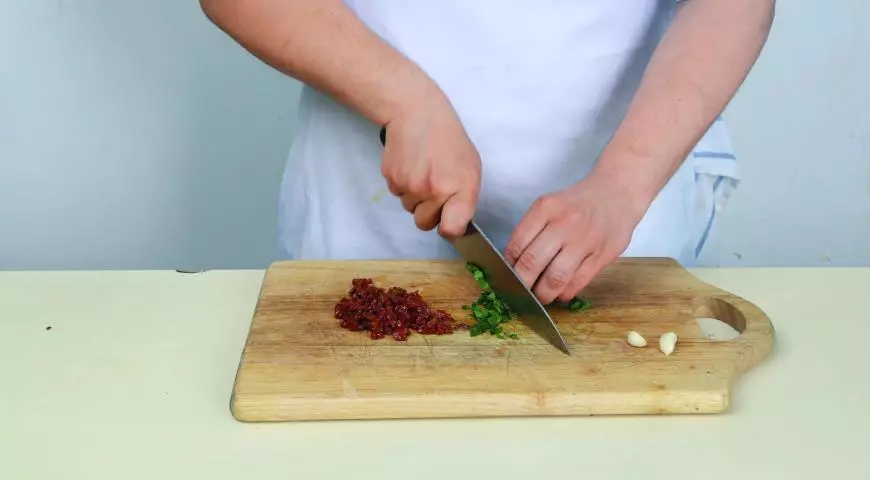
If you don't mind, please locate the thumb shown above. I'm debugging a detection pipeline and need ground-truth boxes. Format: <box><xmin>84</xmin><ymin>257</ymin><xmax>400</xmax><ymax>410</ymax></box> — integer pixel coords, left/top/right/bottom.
<box><xmin>438</xmin><ymin>191</ymin><xmax>476</xmax><ymax>238</ymax></box>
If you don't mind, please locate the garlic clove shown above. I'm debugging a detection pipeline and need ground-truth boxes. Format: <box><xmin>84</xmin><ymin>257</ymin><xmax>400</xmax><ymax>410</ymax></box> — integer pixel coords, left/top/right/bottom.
<box><xmin>659</xmin><ymin>331</ymin><xmax>678</xmax><ymax>356</ymax></box>
<box><xmin>627</xmin><ymin>330</ymin><xmax>647</xmax><ymax>347</ymax></box>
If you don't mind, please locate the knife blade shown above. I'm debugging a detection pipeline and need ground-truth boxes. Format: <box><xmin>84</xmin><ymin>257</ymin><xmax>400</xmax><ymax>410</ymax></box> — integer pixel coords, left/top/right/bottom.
<box><xmin>378</xmin><ymin>126</ymin><xmax>570</xmax><ymax>354</ymax></box>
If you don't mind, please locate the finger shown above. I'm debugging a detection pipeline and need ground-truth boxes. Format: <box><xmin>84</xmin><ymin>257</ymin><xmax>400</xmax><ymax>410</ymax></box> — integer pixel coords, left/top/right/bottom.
<box><xmin>533</xmin><ymin>246</ymin><xmax>591</xmax><ymax>305</ymax></box>
<box><xmin>505</xmin><ymin>200</ymin><xmax>550</xmax><ymax>265</ymax></box>
<box><xmin>400</xmin><ymin>194</ymin><xmax>423</xmax><ymax>213</ymax></box>
<box><xmin>513</xmin><ymin>223</ymin><xmax>564</xmax><ymax>290</ymax></box>
<box><xmin>557</xmin><ymin>251</ymin><xmax>608</xmax><ymax>303</ymax></box>
<box><xmin>381</xmin><ymin>155</ymin><xmax>405</xmax><ymax>198</ymax></box>
<box><xmin>438</xmin><ymin>193</ymin><xmax>475</xmax><ymax>238</ymax></box>
<box><xmin>413</xmin><ymin>198</ymin><xmax>443</xmax><ymax>231</ymax></box>
<box><xmin>387</xmin><ymin>182</ymin><xmax>406</xmax><ymax>197</ymax></box>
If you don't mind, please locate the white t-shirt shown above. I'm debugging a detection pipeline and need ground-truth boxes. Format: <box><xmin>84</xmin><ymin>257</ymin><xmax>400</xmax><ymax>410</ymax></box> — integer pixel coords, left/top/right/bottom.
<box><xmin>276</xmin><ymin>1</ymin><xmax>740</xmax><ymax>265</ymax></box>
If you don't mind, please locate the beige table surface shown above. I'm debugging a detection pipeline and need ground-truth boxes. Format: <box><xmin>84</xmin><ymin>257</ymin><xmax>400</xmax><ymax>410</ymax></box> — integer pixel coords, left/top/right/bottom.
<box><xmin>2</xmin><ymin>267</ymin><xmax>869</xmax><ymax>479</ymax></box>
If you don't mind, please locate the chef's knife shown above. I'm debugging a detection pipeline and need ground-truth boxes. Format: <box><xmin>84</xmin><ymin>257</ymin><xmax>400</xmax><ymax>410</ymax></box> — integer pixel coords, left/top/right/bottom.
<box><xmin>378</xmin><ymin>127</ymin><xmax>570</xmax><ymax>354</ymax></box>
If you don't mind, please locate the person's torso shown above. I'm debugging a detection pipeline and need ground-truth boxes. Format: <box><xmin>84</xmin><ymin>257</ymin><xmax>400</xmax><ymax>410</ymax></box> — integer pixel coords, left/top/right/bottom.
<box><xmin>278</xmin><ymin>1</ymin><xmax>692</xmax><ymax>260</ymax></box>
<box><xmin>348</xmin><ymin>0</ymin><xmax>673</xmax><ymax>186</ymax></box>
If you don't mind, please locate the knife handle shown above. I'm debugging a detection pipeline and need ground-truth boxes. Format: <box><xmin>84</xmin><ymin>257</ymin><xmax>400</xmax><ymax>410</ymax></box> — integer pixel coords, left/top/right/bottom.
<box><xmin>378</xmin><ymin>125</ymin><xmax>476</xmax><ymax>236</ymax></box>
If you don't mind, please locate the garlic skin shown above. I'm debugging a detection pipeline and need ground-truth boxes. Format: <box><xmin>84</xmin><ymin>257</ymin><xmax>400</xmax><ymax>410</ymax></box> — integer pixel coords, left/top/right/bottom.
<box><xmin>627</xmin><ymin>331</ymin><xmax>647</xmax><ymax>347</ymax></box>
<box><xmin>659</xmin><ymin>332</ymin><xmax>678</xmax><ymax>356</ymax></box>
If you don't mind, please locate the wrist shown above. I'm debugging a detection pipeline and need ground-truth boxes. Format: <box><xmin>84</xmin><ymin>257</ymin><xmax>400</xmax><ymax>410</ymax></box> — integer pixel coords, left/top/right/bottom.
<box><xmin>585</xmin><ymin>151</ymin><xmax>662</xmax><ymax>220</ymax></box>
<box><xmin>377</xmin><ymin>62</ymin><xmax>446</xmax><ymax>127</ymax></box>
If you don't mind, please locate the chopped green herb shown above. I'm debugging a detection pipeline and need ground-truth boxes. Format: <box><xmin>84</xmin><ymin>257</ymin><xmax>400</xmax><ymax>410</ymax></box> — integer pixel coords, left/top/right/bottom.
<box><xmin>568</xmin><ymin>296</ymin><xmax>592</xmax><ymax>311</ymax></box>
<box><xmin>462</xmin><ymin>263</ymin><xmax>593</xmax><ymax>338</ymax></box>
<box><xmin>462</xmin><ymin>262</ymin><xmax>517</xmax><ymax>339</ymax></box>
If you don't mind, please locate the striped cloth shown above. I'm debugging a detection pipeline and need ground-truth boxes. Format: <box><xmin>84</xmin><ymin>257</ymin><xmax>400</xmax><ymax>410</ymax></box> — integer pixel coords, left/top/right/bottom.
<box><xmin>690</xmin><ymin>115</ymin><xmax>740</xmax><ymax>262</ymax></box>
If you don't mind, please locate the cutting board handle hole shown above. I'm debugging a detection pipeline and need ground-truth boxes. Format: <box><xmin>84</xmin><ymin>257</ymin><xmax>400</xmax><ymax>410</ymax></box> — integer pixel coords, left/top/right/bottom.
<box><xmin>692</xmin><ymin>297</ymin><xmax>744</xmax><ymax>342</ymax></box>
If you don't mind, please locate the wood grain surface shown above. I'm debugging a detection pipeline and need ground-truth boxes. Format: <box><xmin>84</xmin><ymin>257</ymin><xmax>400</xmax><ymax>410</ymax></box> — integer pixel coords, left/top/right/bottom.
<box><xmin>230</xmin><ymin>258</ymin><xmax>775</xmax><ymax>421</ymax></box>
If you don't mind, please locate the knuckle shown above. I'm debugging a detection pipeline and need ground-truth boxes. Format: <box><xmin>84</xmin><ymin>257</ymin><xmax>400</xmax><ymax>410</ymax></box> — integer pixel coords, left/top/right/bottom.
<box><xmin>505</xmin><ymin>242</ymin><xmax>524</xmax><ymax>262</ymax></box>
<box><xmin>561</xmin><ymin>206</ymin><xmax>588</xmax><ymax>226</ymax></box>
<box><xmin>531</xmin><ymin>196</ymin><xmax>549</xmax><ymax>213</ymax></box>
<box><xmin>407</xmin><ymin>177</ymin><xmax>427</xmax><ymax>195</ymax></box>
<box><xmin>387</xmin><ymin>182</ymin><xmax>402</xmax><ymax>197</ymax></box>
<box><xmin>381</xmin><ymin>167</ymin><xmax>397</xmax><ymax>186</ymax></box>
<box><xmin>544</xmin><ymin>267</ymin><xmax>572</xmax><ymax>290</ymax></box>
<box><xmin>516</xmin><ymin>250</ymin><xmax>540</xmax><ymax>272</ymax></box>
<box><xmin>400</xmin><ymin>197</ymin><xmax>416</xmax><ymax>213</ymax></box>
<box><xmin>551</xmin><ymin>217</ymin><xmax>577</xmax><ymax>234</ymax></box>
<box><xmin>534</xmin><ymin>286</ymin><xmax>555</xmax><ymax>305</ymax></box>
<box><xmin>429</xmin><ymin>180</ymin><xmax>452</xmax><ymax>200</ymax></box>
<box><xmin>536</xmin><ymin>195</ymin><xmax>562</xmax><ymax>215</ymax></box>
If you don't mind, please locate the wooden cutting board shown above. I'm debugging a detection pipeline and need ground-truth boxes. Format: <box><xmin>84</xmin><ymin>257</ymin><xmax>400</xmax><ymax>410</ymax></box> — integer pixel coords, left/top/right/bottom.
<box><xmin>230</xmin><ymin>258</ymin><xmax>774</xmax><ymax>421</ymax></box>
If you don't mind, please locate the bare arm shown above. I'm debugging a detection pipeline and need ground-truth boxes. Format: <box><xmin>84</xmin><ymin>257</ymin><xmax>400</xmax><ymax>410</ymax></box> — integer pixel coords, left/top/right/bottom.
<box><xmin>199</xmin><ymin>0</ymin><xmax>483</xmax><ymax>237</ymax></box>
<box><xmin>590</xmin><ymin>0</ymin><xmax>775</xmax><ymax>211</ymax></box>
<box><xmin>506</xmin><ymin>0</ymin><xmax>775</xmax><ymax>303</ymax></box>
<box><xmin>199</xmin><ymin>0</ymin><xmax>438</xmax><ymax>126</ymax></box>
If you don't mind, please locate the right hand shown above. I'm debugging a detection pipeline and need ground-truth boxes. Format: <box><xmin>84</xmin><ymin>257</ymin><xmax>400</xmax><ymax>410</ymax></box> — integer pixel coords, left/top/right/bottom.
<box><xmin>380</xmin><ymin>90</ymin><xmax>482</xmax><ymax>238</ymax></box>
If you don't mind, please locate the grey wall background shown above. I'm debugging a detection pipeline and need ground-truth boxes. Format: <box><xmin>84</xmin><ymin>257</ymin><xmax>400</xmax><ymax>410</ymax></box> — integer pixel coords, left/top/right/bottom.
<box><xmin>1</xmin><ymin>0</ymin><xmax>868</xmax><ymax>271</ymax></box>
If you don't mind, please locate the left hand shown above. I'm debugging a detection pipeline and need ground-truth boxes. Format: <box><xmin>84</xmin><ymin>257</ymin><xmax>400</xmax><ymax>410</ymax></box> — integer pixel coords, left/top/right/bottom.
<box><xmin>505</xmin><ymin>174</ymin><xmax>648</xmax><ymax>305</ymax></box>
